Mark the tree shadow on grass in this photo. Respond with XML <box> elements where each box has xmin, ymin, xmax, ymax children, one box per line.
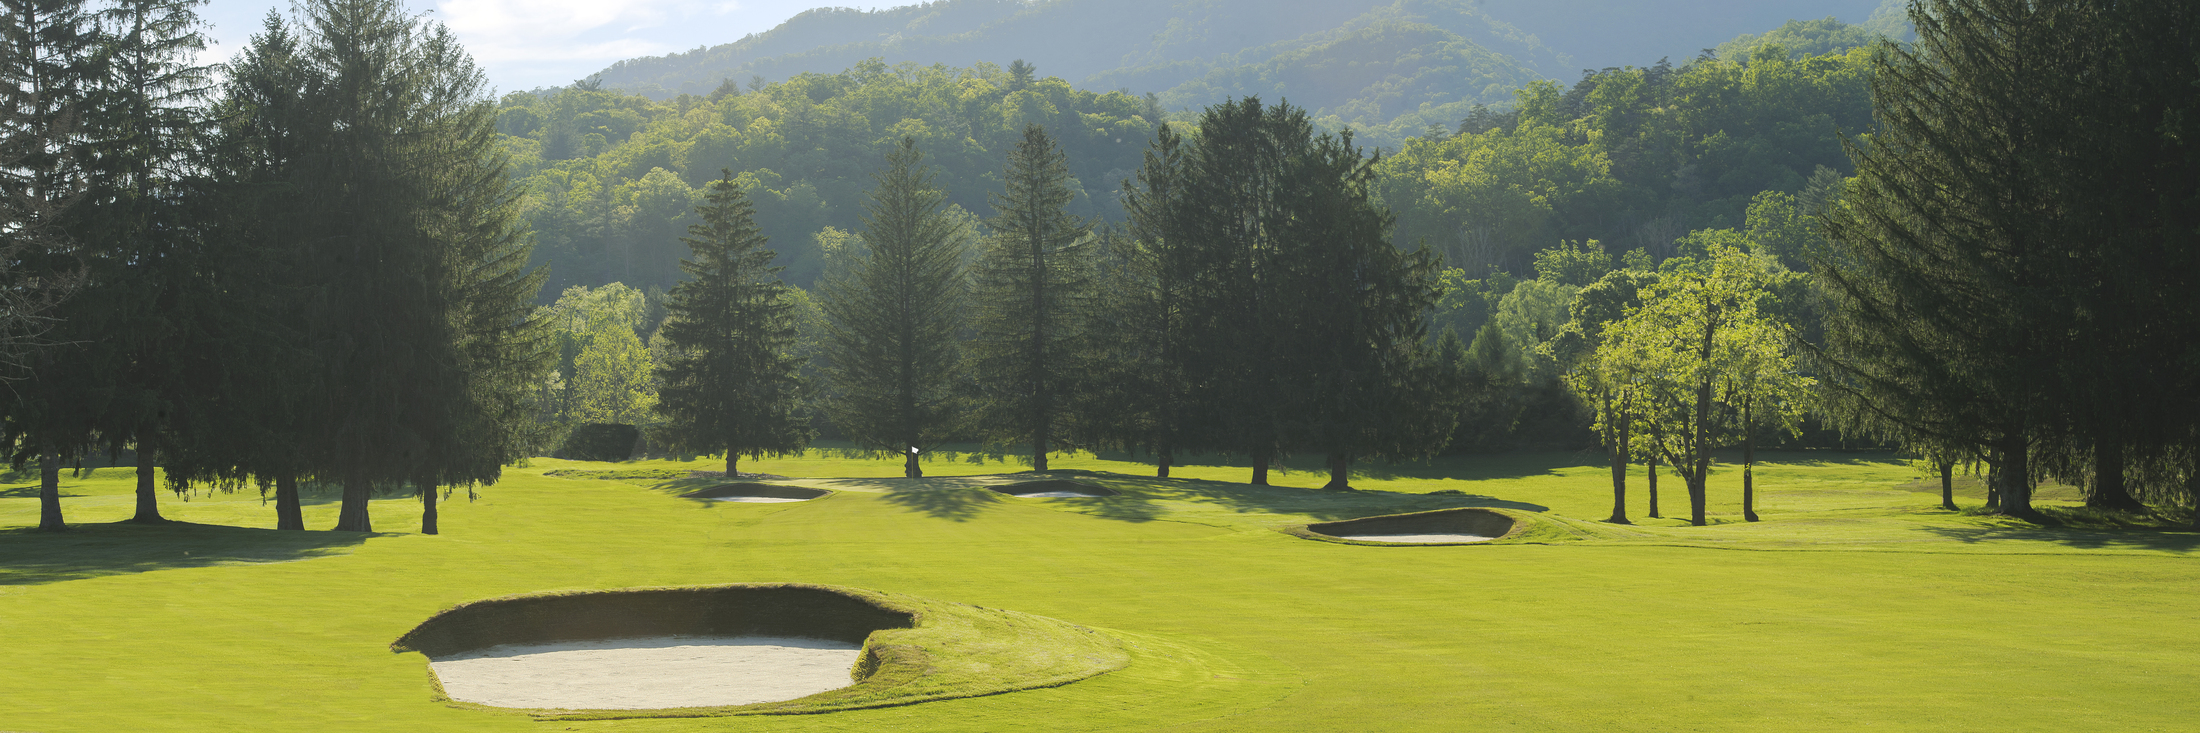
<box><xmin>1909</xmin><ymin>523</ymin><xmax>2200</xmax><ymax>553</ymax></box>
<box><xmin>0</xmin><ymin>485</ymin><xmax>83</xmax><ymax>499</ymax></box>
<box><xmin>871</xmin><ymin>478</ymin><xmax>1011</xmax><ymax>522</ymax></box>
<box><xmin>1023</xmin><ymin>471</ymin><xmax>1548</xmax><ymax>526</ymax></box>
<box><xmin>1090</xmin><ymin>449</ymin><xmax>1610</xmax><ymax>484</ymax></box>
<box><xmin>0</xmin><ymin>521</ymin><xmax>370</xmax><ymax>585</ymax></box>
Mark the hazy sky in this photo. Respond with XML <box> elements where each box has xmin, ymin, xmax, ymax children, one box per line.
<box><xmin>196</xmin><ymin>0</ymin><xmax>897</xmax><ymax>94</ymax></box>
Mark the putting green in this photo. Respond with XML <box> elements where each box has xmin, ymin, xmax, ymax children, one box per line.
<box><xmin>1</xmin><ymin>449</ymin><xmax>2195</xmax><ymax>732</ymax></box>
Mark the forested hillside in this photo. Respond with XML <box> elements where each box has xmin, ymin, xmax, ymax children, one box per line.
<box><xmin>497</xmin><ymin>60</ymin><xmax>1156</xmax><ymax>295</ymax></box>
<box><xmin>585</xmin><ymin>0</ymin><xmax>1902</xmax><ymax>149</ymax></box>
<box><xmin>501</xmin><ymin>15</ymin><xmax>1883</xmax><ymax>303</ymax></box>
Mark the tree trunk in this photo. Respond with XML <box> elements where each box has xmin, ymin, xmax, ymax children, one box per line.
<box><xmin>2087</xmin><ymin>433</ymin><xmax>2143</xmax><ymax>512</ymax></box>
<box><xmin>726</xmin><ymin>448</ymin><xmax>738</xmax><ymax>478</ymax></box>
<box><xmin>2188</xmin><ymin>452</ymin><xmax>2200</xmax><ymax>530</ymax></box>
<box><xmin>1996</xmin><ymin>431</ymin><xmax>2037</xmax><ymax>518</ymax></box>
<box><xmin>1939</xmin><ymin>460</ymin><xmax>1958</xmax><ymax>511</ymax></box>
<box><xmin>1982</xmin><ymin>455</ymin><xmax>2003</xmax><ymax>513</ymax></box>
<box><xmin>1250</xmin><ymin>447</ymin><xmax>1270</xmax><ymax>486</ymax></box>
<box><xmin>334</xmin><ymin>471</ymin><xmax>373</xmax><ymax>532</ymax></box>
<box><xmin>1687</xmin><ymin>472</ymin><xmax>1708</xmax><ymax>527</ymax></box>
<box><xmin>1606</xmin><ymin>404</ymin><xmax>1629</xmax><ymax>524</ymax></box>
<box><xmin>904</xmin><ymin>449</ymin><xmax>922</xmax><ymax>479</ymax></box>
<box><xmin>1742</xmin><ymin>402</ymin><xmax>1759</xmax><ymax>522</ymax></box>
<box><xmin>1156</xmin><ymin>447</ymin><xmax>1172</xmax><ymax>479</ymax></box>
<box><xmin>420</xmin><ymin>482</ymin><xmax>438</xmax><ymax>535</ymax></box>
<box><xmin>131</xmin><ymin>436</ymin><xmax>164</xmax><ymax>523</ymax></box>
<box><xmin>38</xmin><ymin>447</ymin><xmax>64</xmax><ymax>532</ymax></box>
<box><xmin>275</xmin><ymin>474</ymin><xmax>304</xmax><ymax>531</ymax></box>
<box><xmin>1322</xmin><ymin>452</ymin><xmax>1350</xmax><ymax>490</ymax></box>
<box><xmin>1033</xmin><ymin>433</ymin><xmax>1049</xmax><ymax>472</ymax></box>
<box><xmin>1647</xmin><ymin>456</ymin><xmax>1661</xmax><ymax>518</ymax></box>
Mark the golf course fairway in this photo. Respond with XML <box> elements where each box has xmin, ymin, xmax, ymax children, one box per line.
<box><xmin>2</xmin><ymin>448</ymin><xmax>2194</xmax><ymax>732</ymax></box>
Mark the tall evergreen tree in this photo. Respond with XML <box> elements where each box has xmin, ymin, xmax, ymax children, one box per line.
<box><xmin>162</xmin><ymin>10</ymin><xmax>318</xmax><ymax>530</ymax></box>
<box><xmin>1278</xmin><ymin>128</ymin><xmax>1449</xmax><ymax>490</ymax></box>
<box><xmin>1814</xmin><ymin>0</ymin><xmax>2100</xmax><ymax>518</ymax></box>
<box><xmin>1174</xmin><ymin>99</ymin><xmax>1304</xmax><ymax>485</ymax></box>
<box><xmin>970</xmin><ymin>124</ymin><xmax>1092</xmax><ymax>472</ymax></box>
<box><xmin>653</xmin><ymin>170</ymin><xmax>811</xmax><ymax>476</ymax></box>
<box><xmin>79</xmin><ymin>0</ymin><xmax>214</xmax><ymax>524</ymax></box>
<box><xmin>1089</xmin><ymin>124</ymin><xmax>1197</xmax><ymax>477</ymax></box>
<box><xmin>820</xmin><ymin>137</ymin><xmax>968</xmax><ymax>478</ymax></box>
<box><xmin>0</xmin><ymin>0</ymin><xmax>105</xmax><ymax>530</ymax></box>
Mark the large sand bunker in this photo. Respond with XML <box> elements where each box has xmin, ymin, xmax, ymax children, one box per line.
<box><xmin>393</xmin><ymin>585</ymin><xmax>909</xmax><ymax>712</ymax></box>
<box><xmin>683</xmin><ymin>483</ymin><xmax>831</xmax><ymax>503</ymax></box>
<box><xmin>1300</xmin><ymin>508</ymin><xmax>1520</xmax><ymax>545</ymax></box>
<box><xmin>391</xmin><ymin>583</ymin><xmax>1133</xmax><ymax>720</ymax></box>
<box><xmin>990</xmin><ymin>479</ymin><xmax>1118</xmax><ymax>498</ymax></box>
<box><xmin>429</xmin><ymin>636</ymin><xmax>861</xmax><ymax>709</ymax></box>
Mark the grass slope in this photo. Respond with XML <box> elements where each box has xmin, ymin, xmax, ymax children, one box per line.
<box><xmin>2</xmin><ymin>449</ymin><xmax>2196</xmax><ymax>732</ymax></box>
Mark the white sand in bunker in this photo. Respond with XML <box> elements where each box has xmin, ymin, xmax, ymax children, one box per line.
<box><xmin>429</xmin><ymin>636</ymin><xmax>862</xmax><ymax>710</ymax></box>
<box><xmin>708</xmin><ymin>496</ymin><xmax>810</xmax><ymax>503</ymax></box>
<box><xmin>1335</xmin><ymin>533</ymin><xmax>1495</xmax><ymax>544</ymax></box>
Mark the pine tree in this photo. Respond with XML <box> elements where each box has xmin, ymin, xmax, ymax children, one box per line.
<box><xmin>653</xmin><ymin>170</ymin><xmax>811</xmax><ymax>476</ymax></box>
<box><xmin>161</xmin><ymin>10</ymin><xmax>318</xmax><ymax>530</ymax></box>
<box><xmin>1173</xmin><ymin>99</ymin><xmax>1305</xmax><ymax>485</ymax></box>
<box><xmin>77</xmin><ymin>0</ymin><xmax>215</xmax><ymax>524</ymax></box>
<box><xmin>1814</xmin><ymin>0</ymin><xmax>2101</xmax><ymax>518</ymax></box>
<box><xmin>971</xmin><ymin>124</ymin><xmax>1093</xmax><ymax>472</ymax></box>
<box><xmin>820</xmin><ymin>137</ymin><xmax>968</xmax><ymax>478</ymax></box>
<box><xmin>1278</xmin><ymin>128</ymin><xmax>1448</xmax><ymax>490</ymax></box>
<box><xmin>1092</xmin><ymin>123</ymin><xmax>1200</xmax><ymax>477</ymax></box>
<box><xmin>0</xmin><ymin>0</ymin><xmax>105</xmax><ymax>531</ymax></box>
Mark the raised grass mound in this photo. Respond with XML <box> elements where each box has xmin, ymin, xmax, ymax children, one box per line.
<box><xmin>990</xmin><ymin>479</ymin><xmax>1118</xmax><ymax>498</ymax></box>
<box><xmin>1290</xmin><ymin>507</ymin><xmax>1532</xmax><ymax>546</ymax></box>
<box><xmin>390</xmin><ymin>583</ymin><xmax>1130</xmax><ymax>720</ymax></box>
<box><xmin>682</xmin><ymin>483</ymin><xmax>831</xmax><ymax>503</ymax></box>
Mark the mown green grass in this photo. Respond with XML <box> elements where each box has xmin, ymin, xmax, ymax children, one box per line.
<box><xmin>2</xmin><ymin>448</ymin><xmax>2196</xmax><ymax>732</ymax></box>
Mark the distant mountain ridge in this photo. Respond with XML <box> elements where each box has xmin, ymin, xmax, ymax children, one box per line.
<box><xmin>589</xmin><ymin>0</ymin><xmax>1893</xmax><ymax>147</ymax></box>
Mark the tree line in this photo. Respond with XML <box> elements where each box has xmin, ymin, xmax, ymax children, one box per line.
<box><xmin>660</xmin><ymin>99</ymin><xmax>1457</xmax><ymax>489</ymax></box>
<box><xmin>1</xmin><ymin>0</ymin><xmax>542</xmax><ymax>534</ymax></box>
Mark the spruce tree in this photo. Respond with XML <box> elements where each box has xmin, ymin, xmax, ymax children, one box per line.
<box><xmin>820</xmin><ymin>137</ymin><xmax>968</xmax><ymax>478</ymax></box>
<box><xmin>1278</xmin><ymin>128</ymin><xmax>1448</xmax><ymax>490</ymax></box>
<box><xmin>971</xmin><ymin>124</ymin><xmax>1093</xmax><ymax>472</ymax></box>
<box><xmin>1814</xmin><ymin>0</ymin><xmax>2100</xmax><ymax>518</ymax></box>
<box><xmin>1173</xmin><ymin>99</ymin><xmax>1304</xmax><ymax>485</ymax></box>
<box><xmin>0</xmin><ymin>0</ymin><xmax>105</xmax><ymax>530</ymax></box>
<box><xmin>1095</xmin><ymin>123</ymin><xmax>1198</xmax><ymax>477</ymax></box>
<box><xmin>81</xmin><ymin>0</ymin><xmax>214</xmax><ymax>524</ymax></box>
<box><xmin>162</xmin><ymin>10</ymin><xmax>318</xmax><ymax>530</ymax></box>
<box><xmin>653</xmin><ymin>170</ymin><xmax>811</xmax><ymax>476</ymax></box>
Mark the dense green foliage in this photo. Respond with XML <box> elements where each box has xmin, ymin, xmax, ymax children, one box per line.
<box><xmin>1379</xmin><ymin>44</ymin><xmax>1874</xmax><ymax>285</ymax></box>
<box><xmin>493</xmin><ymin>61</ymin><xmax>1155</xmax><ymax>294</ymax></box>
<box><xmin>1814</xmin><ymin>0</ymin><xmax>2200</xmax><ymax>520</ymax></box>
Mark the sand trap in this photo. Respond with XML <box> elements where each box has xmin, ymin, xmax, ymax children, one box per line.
<box><xmin>430</xmin><ymin>636</ymin><xmax>861</xmax><ymax>710</ymax></box>
<box><xmin>1333</xmin><ymin>533</ymin><xmax>1495</xmax><ymax>544</ymax></box>
<box><xmin>991</xmin><ymin>479</ymin><xmax>1118</xmax><ymax>498</ymax></box>
<box><xmin>683</xmin><ymin>483</ymin><xmax>830</xmax><ymax>503</ymax></box>
<box><xmin>1303</xmin><ymin>507</ymin><xmax>1519</xmax><ymax>545</ymax></box>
